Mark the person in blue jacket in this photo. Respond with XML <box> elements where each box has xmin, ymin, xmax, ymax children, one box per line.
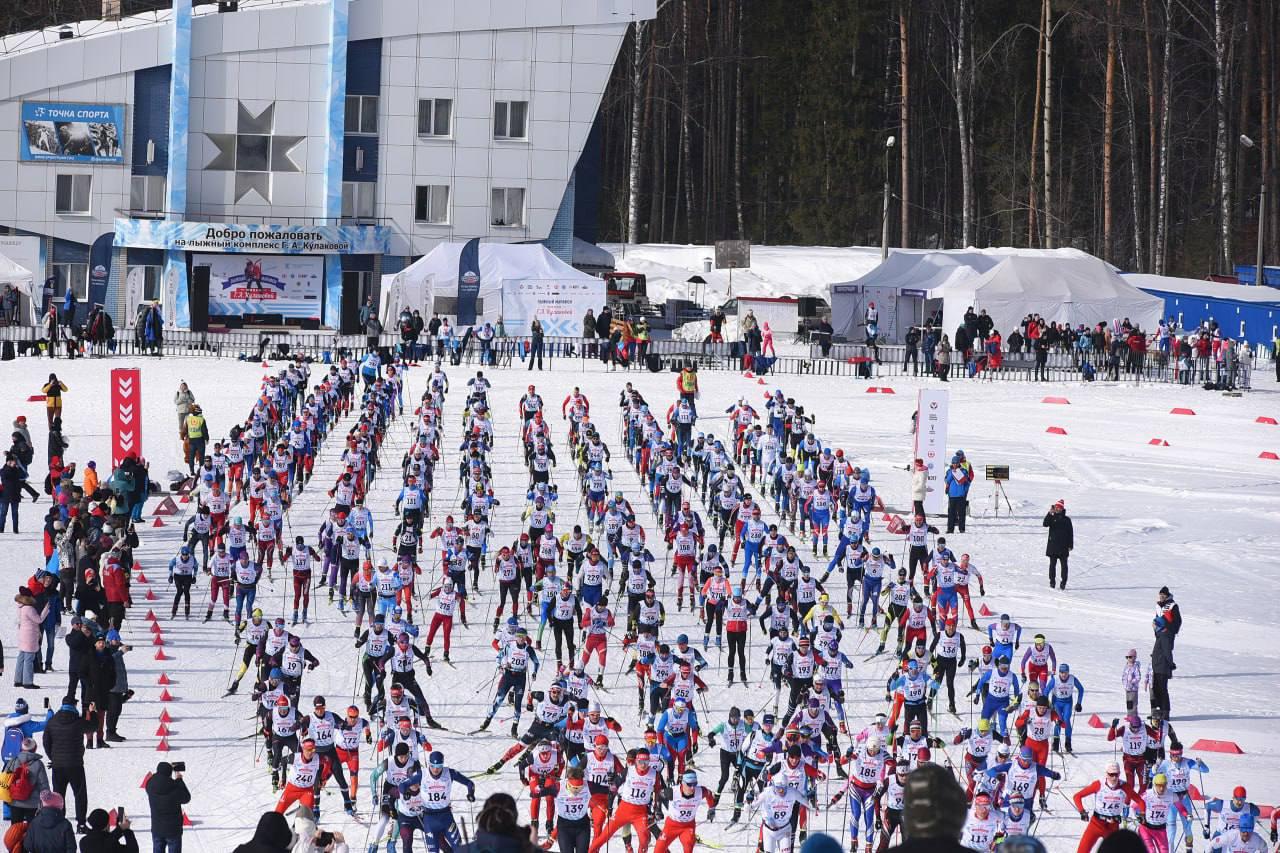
<box><xmin>944</xmin><ymin>453</ymin><xmax>971</xmax><ymax>533</ymax></box>
<box><xmin>1047</xmin><ymin>663</ymin><xmax>1085</xmax><ymax>754</ymax></box>
<box><xmin>2</xmin><ymin>698</ymin><xmax>53</xmax><ymax>761</ymax></box>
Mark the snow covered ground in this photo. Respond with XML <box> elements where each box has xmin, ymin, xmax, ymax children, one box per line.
<box><xmin>3</xmin><ymin>355</ymin><xmax>1278</xmax><ymax>852</ymax></box>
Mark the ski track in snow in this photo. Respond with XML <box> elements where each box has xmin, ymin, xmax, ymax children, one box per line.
<box><xmin>2</xmin><ymin>357</ymin><xmax>1279</xmax><ymax>851</ymax></box>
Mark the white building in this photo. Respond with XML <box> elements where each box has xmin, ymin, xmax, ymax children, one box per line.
<box><xmin>0</xmin><ymin>0</ymin><xmax>652</xmax><ymax>330</ymax></box>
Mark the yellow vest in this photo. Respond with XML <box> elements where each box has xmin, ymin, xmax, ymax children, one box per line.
<box><xmin>185</xmin><ymin>414</ymin><xmax>206</xmax><ymax>439</ymax></box>
<box><xmin>680</xmin><ymin>371</ymin><xmax>697</xmax><ymax>392</ymax></box>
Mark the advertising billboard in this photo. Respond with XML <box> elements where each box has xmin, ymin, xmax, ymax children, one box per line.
<box><xmin>196</xmin><ymin>253</ymin><xmax>323</xmax><ymax>319</ymax></box>
<box><xmin>21</xmin><ymin>102</ymin><xmax>125</xmax><ymax>163</ymax></box>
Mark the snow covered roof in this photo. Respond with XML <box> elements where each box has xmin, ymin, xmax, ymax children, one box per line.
<box><xmin>571</xmin><ymin>238</ymin><xmax>615</xmax><ymax>272</ymax></box>
<box><xmin>1123</xmin><ymin>273</ymin><xmax>1280</xmax><ymax>305</ymax></box>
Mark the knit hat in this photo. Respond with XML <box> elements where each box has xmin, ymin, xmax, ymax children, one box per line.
<box><xmin>902</xmin><ymin>764</ymin><xmax>967</xmax><ymax>840</ymax></box>
<box><xmin>40</xmin><ymin>790</ymin><xmax>65</xmax><ymax>810</ymax></box>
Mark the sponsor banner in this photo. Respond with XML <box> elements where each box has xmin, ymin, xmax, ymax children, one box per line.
<box><xmin>110</xmin><ymin>368</ymin><xmax>142</xmax><ymax>469</ymax></box>
<box><xmin>113</xmin><ymin>218</ymin><xmax>390</xmax><ymax>255</ymax></box>
<box><xmin>913</xmin><ymin>388</ymin><xmax>950</xmax><ymax>516</ymax></box>
<box><xmin>456</xmin><ymin>237</ymin><xmax>481</xmax><ymax>326</ymax></box>
<box><xmin>197</xmin><ymin>253</ymin><xmax>323</xmax><ymax>318</ymax></box>
<box><xmin>21</xmin><ymin>102</ymin><xmax>125</xmax><ymax>163</ymax></box>
<box><xmin>500</xmin><ymin>278</ymin><xmax>605</xmax><ymax>337</ymax></box>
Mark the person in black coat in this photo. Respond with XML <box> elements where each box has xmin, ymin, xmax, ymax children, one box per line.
<box><xmin>78</xmin><ymin>807</ymin><xmax>139</xmax><ymax>853</ymax></box>
<box><xmin>1150</xmin><ymin>615</ymin><xmax>1177</xmax><ymax>718</ymax></box>
<box><xmin>231</xmin><ymin>811</ymin><xmax>295</xmax><ymax>853</ymax></box>
<box><xmin>46</xmin><ymin>416</ymin><xmax>68</xmax><ymax>466</ymax></box>
<box><xmin>145</xmin><ymin>761</ymin><xmax>191</xmax><ymax>851</ymax></box>
<box><xmin>1042</xmin><ymin>499</ymin><xmax>1074</xmax><ymax>589</ymax></box>
<box><xmin>21</xmin><ymin>791</ymin><xmax>79</xmax><ymax>853</ymax></box>
<box><xmin>79</xmin><ymin>634</ymin><xmax>115</xmax><ymax>749</ymax></box>
<box><xmin>64</xmin><ymin>615</ymin><xmax>92</xmax><ymax>696</ymax></box>
<box><xmin>594</xmin><ymin>307</ymin><xmax>613</xmax><ymax>363</ymax></box>
<box><xmin>1156</xmin><ymin>586</ymin><xmax>1182</xmax><ymax>645</ymax></box>
<box><xmin>42</xmin><ymin>696</ymin><xmax>93</xmax><ymax>830</ymax></box>
<box><xmin>74</xmin><ymin>568</ymin><xmax>107</xmax><ymax>621</ymax></box>
<box><xmin>1</xmin><ymin>452</ymin><xmax>40</xmax><ymax>533</ymax></box>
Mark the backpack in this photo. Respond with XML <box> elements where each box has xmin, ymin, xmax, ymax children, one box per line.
<box><xmin>0</xmin><ymin>756</ymin><xmax>32</xmax><ymax>803</ymax></box>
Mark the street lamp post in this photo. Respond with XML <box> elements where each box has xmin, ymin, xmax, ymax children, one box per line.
<box><xmin>881</xmin><ymin>135</ymin><xmax>897</xmax><ymax>260</ymax></box>
<box><xmin>1241</xmin><ymin>134</ymin><xmax>1265</xmax><ymax>285</ymax></box>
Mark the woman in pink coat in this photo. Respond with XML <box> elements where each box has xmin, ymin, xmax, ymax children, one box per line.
<box><xmin>14</xmin><ymin>588</ymin><xmax>50</xmax><ymax>688</ymax></box>
<box><xmin>761</xmin><ymin>322</ymin><xmax>776</xmax><ymax>356</ymax></box>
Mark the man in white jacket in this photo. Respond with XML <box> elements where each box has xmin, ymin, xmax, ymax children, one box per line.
<box><xmin>910</xmin><ymin>458</ymin><xmax>928</xmax><ymax>516</ymax></box>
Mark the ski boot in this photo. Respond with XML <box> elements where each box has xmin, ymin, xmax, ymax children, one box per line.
<box><xmin>354</xmin><ymin>626</ymin><xmax>362</xmax><ymax>638</ymax></box>
<box><xmin>477</xmin><ymin>716</ymin><xmax>492</xmax><ymax>732</ymax></box>
<box><xmin>222</xmin><ymin>608</ymin><xmax>230</xmax><ymax>622</ymax></box>
<box><xmin>492</xmin><ymin>617</ymin><xmax>500</xmax><ymax>632</ymax></box>
<box><xmin>702</xmin><ymin>634</ymin><xmax>710</xmax><ymax>651</ymax></box>
<box><xmin>443</xmin><ymin>651</ymin><xmax>451</xmax><ymax>663</ymax></box>
<box><xmin>969</xmin><ymin>618</ymin><xmax>980</xmax><ymax>630</ymax></box>
<box><xmin>425</xmin><ymin>715</ymin><xmax>444</xmax><ymax>730</ymax></box>
<box><xmin>716</xmin><ymin>635</ymin><xmax>722</xmax><ymax>649</ymax></box>
<box><xmin>203</xmin><ymin>609</ymin><xmax>213</xmax><ymax>623</ymax></box>
<box><xmin>729</xmin><ymin>808</ymin><xmax>741</xmax><ymax>825</ymax></box>
<box><xmin>511</xmin><ymin>722</ymin><xmax>519</xmax><ymax>738</ymax></box>
<box><xmin>1064</xmin><ymin>736</ymin><xmax>1074</xmax><ymax>754</ymax></box>
<box><xmin>594</xmin><ymin>673</ymin><xmax>604</xmax><ymax>688</ymax></box>
<box><xmin>728</xmin><ymin>673</ymin><xmax>734</xmax><ymax>686</ymax></box>
<box><xmin>235</xmin><ymin>621</ymin><xmax>245</xmax><ymax>641</ymax></box>
<box><xmin>226</xmin><ymin>677</ymin><xmax>242</xmax><ymax>695</ymax></box>
<box><xmin>345</xmin><ymin>801</ymin><xmax>357</xmax><ymax>816</ymax></box>
<box><xmin>291</xmin><ymin>609</ymin><xmax>299</xmax><ymax>626</ymax></box>
<box><xmin>1052</xmin><ymin>735</ymin><xmax>1061</xmax><ymax>753</ymax></box>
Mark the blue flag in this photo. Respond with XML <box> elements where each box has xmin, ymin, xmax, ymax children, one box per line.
<box><xmin>456</xmin><ymin>237</ymin><xmax>481</xmax><ymax>327</ymax></box>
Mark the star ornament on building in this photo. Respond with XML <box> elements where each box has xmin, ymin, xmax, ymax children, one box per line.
<box><xmin>205</xmin><ymin>101</ymin><xmax>304</xmax><ymax>203</ymax></box>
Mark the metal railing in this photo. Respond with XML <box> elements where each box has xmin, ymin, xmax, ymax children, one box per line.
<box><xmin>0</xmin><ymin>323</ymin><xmax>1271</xmax><ymax>387</ymax></box>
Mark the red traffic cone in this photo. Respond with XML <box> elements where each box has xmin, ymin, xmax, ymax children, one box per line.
<box><xmin>145</xmin><ymin>609</ymin><xmax>157</xmax><ymax>621</ymax></box>
<box><xmin>156</xmin><ymin>737</ymin><xmax>170</xmax><ymax>752</ymax></box>
<box><xmin>978</xmin><ymin>604</ymin><xmax>993</xmax><ymax>617</ymax></box>
<box><xmin>150</xmin><ymin>622</ymin><xmax>162</xmax><ymax>634</ymax></box>
<box><xmin>145</xmin><ymin>589</ymin><xmax>157</xmax><ymax>601</ymax></box>
<box><xmin>152</xmin><ymin>518</ymin><xmax>165</xmax><ymax>527</ymax></box>
<box><xmin>157</xmin><ymin>673</ymin><xmax>171</xmax><ymax>685</ymax></box>
<box><xmin>159</xmin><ymin>709</ymin><xmax>173</xmax><ymax>723</ymax></box>
<box><xmin>154</xmin><ymin>649</ymin><xmax>168</xmax><ymax>661</ymax></box>
<box><xmin>261</xmin><ymin>361</ymin><xmax>269</xmax><ymax>368</ymax></box>
<box><xmin>159</xmin><ymin>688</ymin><xmax>174</xmax><ymax>702</ymax></box>
<box><xmin>135</xmin><ymin>572</ymin><xmax>148</xmax><ymax>584</ymax></box>
<box><xmin>182</xmin><ymin>812</ymin><xmax>194</xmax><ymax>828</ymax></box>
<box><xmin>139</xmin><ymin>772</ymin><xmax>153</xmax><ymax>789</ymax></box>
<box><xmin>179</xmin><ymin>494</ymin><xmax>190</xmax><ymax>504</ymax></box>
<box><xmin>1045</xmin><ymin>426</ymin><xmax>1067</xmax><ymax>435</ymax></box>
<box><xmin>1087</xmin><ymin>714</ymin><xmax>1107</xmax><ymax>729</ymax></box>
<box><xmin>156</xmin><ymin>723</ymin><xmax>170</xmax><ymax>737</ymax></box>
<box><xmin>152</xmin><ymin>635</ymin><xmax>165</xmax><ymax>646</ymax></box>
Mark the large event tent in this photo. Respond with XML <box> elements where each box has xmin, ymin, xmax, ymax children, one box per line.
<box><xmin>380</xmin><ymin>242</ymin><xmax>603</xmax><ymax>336</ymax></box>
<box><xmin>933</xmin><ymin>254</ymin><xmax>1163</xmax><ymax>338</ymax></box>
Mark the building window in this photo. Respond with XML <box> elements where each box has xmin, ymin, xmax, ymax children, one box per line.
<box><xmin>54</xmin><ymin>174</ymin><xmax>91</xmax><ymax>215</ymax></box>
<box><xmin>129</xmin><ymin>265</ymin><xmax>163</xmax><ymax>302</ymax></box>
<box><xmin>493</xmin><ymin>100</ymin><xmax>528</xmax><ymax>140</ymax></box>
<box><xmin>490</xmin><ymin>187</ymin><xmax>525</xmax><ymax>227</ymax></box>
<box><xmin>345</xmin><ymin>95</ymin><xmax>379</xmax><ymax>135</ymax></box>
<box><xmin>130</xmin><ymin>175</ymin><xmax>166</xmax><ymax>215</ymax></box>
<box><xmin>342</xmin><ymin>181</ymin><xmax>377</xmax><ymax>220</ymax></box>
<box><xmin>417</xmin><ymin>99</ymin><xmax>453</xmax><ymax>137</ymax></box>
<box><xmin>52</xmin><ymin>263</ymin><xmax>89</xmax><ymax>300</ymax></box>
<box><xmin>414</xmin><ymin>185</ymin><xmax>450</xmax><ymax>225</ymax></box>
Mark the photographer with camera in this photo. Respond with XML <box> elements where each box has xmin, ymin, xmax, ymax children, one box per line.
<box><xmin>145</xmin><ymin>761</ymin><xmax>192</xmax><ymax>853</ymax></box>
<box><xmin>1042</xmin><ymin>499</ymin><xmax>1073</xmax><ymax>590</ymax></box>
<box><xmin>79</xmin><ymin>806</ymin><xmax>139</xmax><ymax>852</ymax></box>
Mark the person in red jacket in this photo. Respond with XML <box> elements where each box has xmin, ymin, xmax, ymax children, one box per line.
<box><xmin>99</xmin><ymin>556</ymin><xmax>131</xmax><ymax>630</ymax></box>
<box><xmin>1072</xmin><ymin>762</ymin><xmax>1143</xmax><ymax>853</ymax></box>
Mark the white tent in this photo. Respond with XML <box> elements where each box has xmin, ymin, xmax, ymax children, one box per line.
<box><xmin>0</xmin><ymin>252</ymin><xmax>36</xmax><ymax>324</ymax></box>
<box><xmin>934</xmin><ymin>255</ymin><xmax>1164</xmax><ymax>339</ymax></box>
<box><xmin>829</xmin><ymin>251</ymin><xmax>999</xmax><ymax>343</ymax></box>
<box><xmin>383</xmin><ymin>242</ymin><xmax>604</xmax><ymax>336</ymax></box>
